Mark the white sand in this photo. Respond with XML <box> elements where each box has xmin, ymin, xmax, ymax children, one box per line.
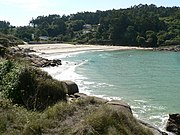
<box><xmin>18</xmin><ymin>43</ymin><xmax>152</xmax><ymax>54</ymax></box>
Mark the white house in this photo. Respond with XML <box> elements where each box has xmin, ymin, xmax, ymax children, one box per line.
<box><xmin>83</xmin><ymin>24</ymin><xmax>92</xmax><ymax>29</ymax></box>
<box><xmin>39</xmin><ymin>36</ymin><xmax>49</xmax><ymax>40</ymax></box>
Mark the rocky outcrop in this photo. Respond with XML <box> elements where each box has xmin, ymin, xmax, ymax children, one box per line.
<box><xmin>68</xmin><ymin>93</ymin><xmax>109</xmax><ymax>104</ymax></box>
<box><xmin>166</xmin><ymin>114</ymin><xmax>180</xmax><ymax>135</ymax></box>
<box><xmin>106</xmin><ymin>100</ymin><xmax>132</xmax><ymax>114</ymax></box>
<box><xmin>26</xmin><ymin>54</ymin><xmax>62</xmax><ymax>67</ymax></box>
<box><xmin>139</xmin><ymin>120</ymin><xmax>168</xmax><ymax>135</ymax></box>
<box><xmin>65</xmin><ymin>86</ymin><xmax>167</xmax><ymax>135</ymax></box>
<box><xmin>154</xmin><ymin>45</ymin><xmax>180</xmax><ymax>52</ymax></box>
<box><xmin>106</xmin><ymin>99</ymin><xmax>167</xmax><ymax>135</ymax></box>
<box><xmin>61</xmin><ymin>81</ymin><xmax>79</xmax><ymax>95</ymax></box>
<box><xmin>9</xmin><ymin>47</ymin><xmax>62</xmax><ymax>67</ymax></box>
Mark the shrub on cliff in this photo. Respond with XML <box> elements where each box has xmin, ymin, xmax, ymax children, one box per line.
<box><xmin>0</xmin><ymin>95</ymin><xmax>154</xmax><ymax>134</ymax></box>
<box><xmin>0</xmin><ymin>59</ymin><xmax>66</xmax><ymax>110</ymax></box>
<box><xmin>72</xmin><ymin>106</ymin><xmax>153</xmax><ymax>135</ymax></box>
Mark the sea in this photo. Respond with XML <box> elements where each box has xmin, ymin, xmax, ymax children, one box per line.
<box><xmin>40</xmin><ymin>50</ymin><xmax>180</xmax><ymax>133</ymax></box>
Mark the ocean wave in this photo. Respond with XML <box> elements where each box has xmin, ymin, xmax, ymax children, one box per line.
<box><xmin>40</xmin><ymin>51</ymin><xmax>88</xmax><ymax>60</ymax></box>
<box><xmin>131</xmin><ymin>99</ymin><xmax>168</xmax><ymax>130</ymax></box>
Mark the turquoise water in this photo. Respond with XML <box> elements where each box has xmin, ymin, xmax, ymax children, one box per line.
<box><xmin>42</xmin><ymin>50</ymin><xmax>180</xmax><ymax>130</ymax></box>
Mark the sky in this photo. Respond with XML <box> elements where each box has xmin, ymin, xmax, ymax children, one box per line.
<box><xmin>0</xmin><ymin>0</ymin><xmax>179</xmax><ymax>26</ymax></box>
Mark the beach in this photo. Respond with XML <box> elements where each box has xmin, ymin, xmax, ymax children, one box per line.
<box><xmin>18</xmin><ymin>43</ymin><xmax>151</xmax><ymax>54</ymax></box>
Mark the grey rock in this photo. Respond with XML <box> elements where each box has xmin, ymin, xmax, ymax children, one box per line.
<box><xmin>61</xmin><ymin>81</ymin><xmax>79</xmax><ymax>95</ymax></box>
<box><xmin>106</xmin><ymin>100</ymin><xmax>132</xmax><ymax>114</ymax></box>
<box><xmin>166</xmin><ymin>114</ymin><xmax>180</xmax><ymax>135</ymax></box>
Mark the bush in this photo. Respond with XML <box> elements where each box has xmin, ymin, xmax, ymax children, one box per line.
<box><xmin>0</xmin><ymin>60</ymin><xmax>67</xmax><ymax>110</ymax></box>
<box><xmin>73</xmin><ymin>106</ymin><xmax>153</xmax><ymax>135</ymax></box>
<box><xmin>0</xmin><ymin>60</ymin><xmax>22</xmax><ymax>102</ymax></box>
<box><xmin>0</xmin><ymin>99</ymin><xmax>46</xmax><ymax>135</ymax></box>
<box><xmin>165</xmin><ymin>38</ymin><xmax>180</xmax><ymax>45</ymax></box>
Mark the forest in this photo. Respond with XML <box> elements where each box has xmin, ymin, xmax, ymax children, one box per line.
<box><xmin>0</xmin><ymin>4</ymin><xmax>180</xmax><ymax>47</ymax></box>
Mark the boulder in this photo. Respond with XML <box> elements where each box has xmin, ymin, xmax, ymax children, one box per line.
<box><xmin>166</xmin><ymin>113</ymin><xmax>180</xmax><ymax>135</ymax></box>
<box><xmin>106</xmin><ymin>100</ymin><xmax>132</xmax><ymax>114</ymax></box>
<box><xmin>61</xmin><ymin>81</ymin><xmax>79</xmax><ymax>95</ymax></box>
<box><xmin>92</xmin><ymin>96</ymin><xmax>108</xmax><ymax>104</ymax></box>
<box><xmin>74</xmin><ymin>93</ymin><xmax>88</xmax><ymax>98</ymax></box>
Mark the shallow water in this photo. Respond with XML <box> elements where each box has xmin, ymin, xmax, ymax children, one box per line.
<box><xmin>42</xmin><ymin>50</ymin><xmax>180</xmax><ymax>131</ymax></box>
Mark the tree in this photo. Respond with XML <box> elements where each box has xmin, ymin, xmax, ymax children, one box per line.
<box><xmin>146</xmin><ymin>31</ymin><xmax>158</xmax><ymax>47</ymax></box>
<box><xmin>0</xmin><ymin>21</ymin><xmax>10</xmax><ymax>34</ymax></box>
<box><xmin>110</xmin><ymin>14</ymin><xmax>130</xmax><ymax>44</ymax></box>
<box><xmin>15</xmin><ymin>26</ymin><xmax>35</xmax><ymax>42</ymax></box>
<box><xmin>124</xmin><ymin>26</ymin><xmax>137</xmax><ymax>45</ymax></box>
<box><xmin>136</xmin><ymin>36</ymin><xmax>146</xmax><ymax>47</ymax></box>
<box><xmin>69</xmin><ymin>20</ymin><xmax>85</xmax><ymax>31</ymax></box>
<box><xmin>7</xmin><ymin>4</ymin><xmax>179</xmax><ymax>46</ymax></box>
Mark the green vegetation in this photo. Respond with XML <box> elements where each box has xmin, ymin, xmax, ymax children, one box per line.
<box><xmin>0</xmin><ymin>33</ymin><xmax>24</xmax><ymax>47</ymax></box>
<box><xmin>0</xmin><ymin>59</ymin><xmax>154</xmax><ymax>134</ymax></box>
<box><xmin>0</xmin><ymin>97</ymin><xmax>153</xmax><ymax>135</ymax></box>
<box><xmin>1</xmin><ymin>4</ymin><xmax>179</xmax><ymax>47</ymax></box>
<box><xmin>74</xmin><ymin>106</ymin><xmax>153</xmax><ymax>135</ymax></box>
<box><xmin>0</xmin><ymin>59</ymin><xmax>66</xmax><ymax>110</ymax></box>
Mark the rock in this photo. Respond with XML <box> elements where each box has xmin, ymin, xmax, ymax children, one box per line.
<box><xmin>166</xmin><ymin>114</ymin><xmax>180</xmax><ymax>135</ymax></box>
<box><xmin>74</xmin><ymin>93</ymin><xmax>88</xmax><ymax>98</ymax></box>
<box><xmin>155</xmin><ymin>45</ymin><xmax>180</xmax><ymax>52</ymax></box>
<box><xmin>92</xmin><ymin>96</ymin><xmax>108</xmax><ymax>104</ymax></box>
<box><xmin>61</xmin><ymin>81</ymin><xmax>79</xmax><ymax>95</ymax></box>
<box><xmin>139</xmin><ymin>120</ymin><xmax>168</xmax><ymax>135</ymax></box>
<box><xmin>53</xmin><ymin>59</ymin><xmax>62</xmax><ymax>65</ymax></box>
<box><xmin>106</xmin><ymin>100</ymin><xmax>132</xmax><ymax>114</ymax></box>
<box><xmin>40</xmin><ymin>59</ymin><xmax>62</xmax><ymax>67</ymax></box>
<box><xmin>9</xmin><ymin>47</ymin><xmax>62</xmax><ymax>67</ymax></box>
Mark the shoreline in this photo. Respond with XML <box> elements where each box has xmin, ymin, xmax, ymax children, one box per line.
<box><xmin>18</xmin><ymin>43</ymin><xmax>153</xmax><ymax>54</ymax></box>
<box><xmin>18</xmin><ymin>43</ymin><xmax>171</xmax><ymax>134</ymax></box>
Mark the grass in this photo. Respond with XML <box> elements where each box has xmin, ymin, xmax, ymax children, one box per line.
<box><xmin>72</xmin><ymin>105</ymin><xmax>153</xmax><ymax>135</ymax></box>
<box><xmin>0</xmin><ymin>97</ymin><xmax>154</xmax><ymax>135</ymax></box>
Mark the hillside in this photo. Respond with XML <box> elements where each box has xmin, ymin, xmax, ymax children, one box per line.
<box><xmin>3</xmin><ymin>4</ymin><xmax>178</xmax><ymax>47</ymax></box>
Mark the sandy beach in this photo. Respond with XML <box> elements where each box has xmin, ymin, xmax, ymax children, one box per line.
<box><xmin>18</xmin><ymin>43</ymin><xmax>151</xmax><ymax>54</ymax></box>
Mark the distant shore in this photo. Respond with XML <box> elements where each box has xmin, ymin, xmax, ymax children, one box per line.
<box><xmin>18</xmin><ymin>43</ymin><xmax>152</xmax><ymax>54</ymax></box>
